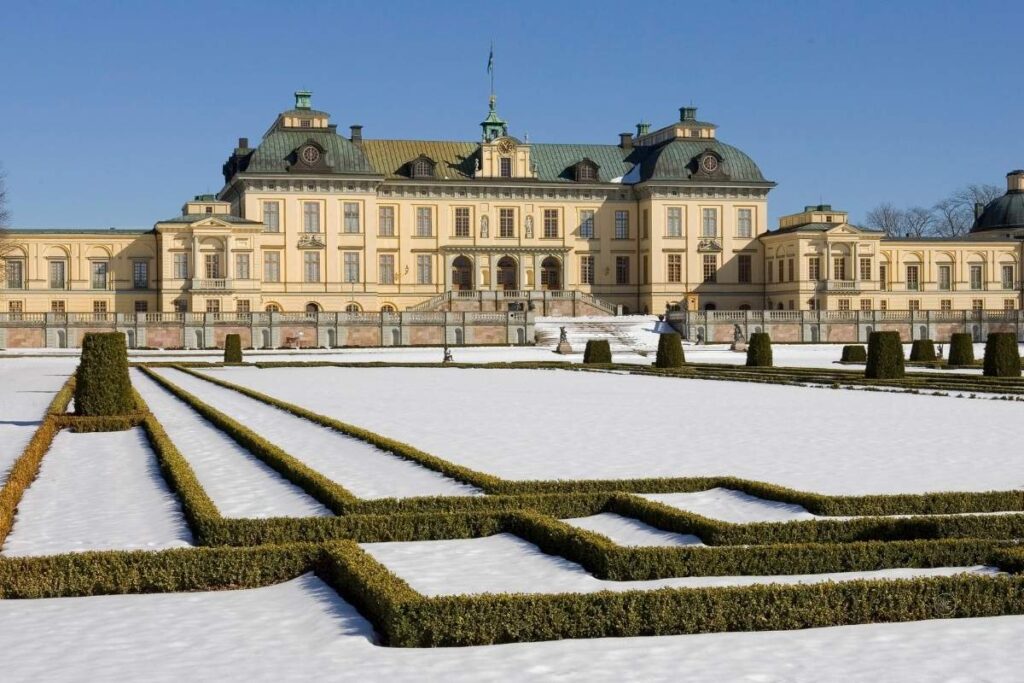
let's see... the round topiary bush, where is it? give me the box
[865,331,905,379]
[983,332,1021,377]
[75,332,135,416]
[655,332,685,368]
[224,334,243,363]
[947,333,975,367]
[909,339,937,362]
[745,333,773,367]
[841,345,867,363]
[583,339,612,364]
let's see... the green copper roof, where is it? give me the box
[530,144,636,183]
[361,140,478,180]
[971,189,1024,234]
[640,139,768,183]
[244,130,376,175]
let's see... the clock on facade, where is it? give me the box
[301,146,321,164]
[700,154,719,173]
[496,138,515,154]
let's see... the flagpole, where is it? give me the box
[489,42,494,100]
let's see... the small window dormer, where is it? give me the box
[409,155,436,179]
[574,159,599,182]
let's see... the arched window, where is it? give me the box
[265,303,281,313]
[380,304,396,313]
[305,302,321,314]
[411,157,434,179]
[345,303,361,313]
[738,304,751,311]
[704,303,717,311]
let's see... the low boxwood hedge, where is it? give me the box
[841,345,867,362]
[583,339,612,364]
[745,333,772,367]
[983,333,1021,377]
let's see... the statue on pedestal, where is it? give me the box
[555,326,573,354]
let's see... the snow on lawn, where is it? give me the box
[5,574,1024,682]
[0,358,76,484]
[2,427,192,556]
[641,488,816,523]
[204,366,1024,495]
[150,368,480,500]
[131,369,330,518]
[562,512,703,546]
[361,534,997,596]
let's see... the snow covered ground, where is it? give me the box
[562,512,704,546]
[150,368,480,499]
[641,488,817,523]
[2,427,192,556]
[201,366,1024,495]
[4,573,1024,682]
[361,533,996,596]
[0,359,76,485]
[131,369,330,518]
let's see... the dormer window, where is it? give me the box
[205,207,213,214]
[499,157,513,178]
[574,160,599,182]
[300,119,311,128]
[411,157,434,179]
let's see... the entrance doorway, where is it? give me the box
[540,256,561,290]
[497,256,517,290]
[451,256,473,290]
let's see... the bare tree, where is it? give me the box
[864,202,905,237]
[932,197,971,237]
[954,183,1002,208]
[899,206,935,238]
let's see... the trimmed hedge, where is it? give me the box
[841,345,867,362]
[224,334,243,363]
[983,333,1021,377]
[948,333,975,367]
[75,332,135,416]
[865,331,905,379]
[655,333,685,368]
[909,339,937,362]
[583,339,612,364]
[745,333,772,367]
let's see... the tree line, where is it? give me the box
[863,183,1002,238]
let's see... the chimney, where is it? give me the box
[350,124,363,143]
[619,132,633,149]
[975,202,985,219]
[1008,169,1024,192]
[635,121,650,137]
[237,137,249,150]
[680,106,698,122]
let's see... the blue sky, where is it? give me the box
[2,0,1021,229]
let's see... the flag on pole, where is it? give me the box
[487,44,494,74]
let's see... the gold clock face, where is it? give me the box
[301,146,321,164]
[700,154,719,173]
[497,138,515,154]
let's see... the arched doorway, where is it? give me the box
[305,302,321,315]
[540,256,561,290]
[345,303,361,313]
[451,256,473,291]
[260,329,271,349]
[704,303,717,311]
[497,256,517,290]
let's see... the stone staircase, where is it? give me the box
[534,315,662,357]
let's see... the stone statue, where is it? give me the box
[733,324,745,343]
[555,326,573,355]
[480,215,489,238]
[559,326,569,344]
[443,346,453,363]
[525,215,534,239]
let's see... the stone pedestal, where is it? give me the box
[555,340,574,354]
[731,341,748,352]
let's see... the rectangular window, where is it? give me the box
[909,299,921,312]
[703,254,717,283]
[879,264,889,290]
[615,256,630,285]
[666,207,682,237]
[206,299,220,313]
[49,260,66,289]
[880,299,888,311]
[972,299,984,311]
[343,252,359,283]
[343,202,360,233]
[416,254,432,284]
[499,208,515,238]
[643,255,649,284]
[133,261,148,289]
[263,252,281,283]
[738,254,752,284]
[938,265,952,291]
[235,253,250,280]
[378,254,395,285]
[174,253,189,279]
[91,261,108,289]
[5,260,24,289]
[667,254,682,283]
[236,300,251,314]
[134,300,148,313]
[808,257,820,281]
[579,210,595,239]
[768,259,774,283]
[416,207,433,237]
[580,255,594,285]
[173,299,188,313]
[838,299,850,311]
[92,300,107,314]
[303,252,320,283]
[378,206,395,237]
[1005,299,1016,310]
[499,157,512,178]
[788,258,795,282]
[906,265,920,291]
[303,201,321,233]
[543,209,559,238]
[454,207,471,238]
[204,254,220,279]
[51,300,66,313]
[833,257,846,281]
[860,298,872,312]
[778,260,784,283]
[736,208,752,238]
[859,257,871,281]
[701,208,717,237]
[1002,265,1014,289]
[642,210,650,240]
[614,210,629,239]
[807,299,818,311]
[263,201,280,232]
[970,264,983,290]
[8,301,23,317]
[940,299,952,311]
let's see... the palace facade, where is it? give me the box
[2,91,1024,318]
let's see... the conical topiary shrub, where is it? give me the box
[947,333,975,367]
[745,333,773,367]
[841,345,867,363]
[909,339,936,362]
[583,339,612,364]
[983,333,1021,377]
[655,332,685,368]
[75,332,134,416]
[865,331,905,379]
[224,334,243,363]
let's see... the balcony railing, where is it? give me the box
[190,278,230,291]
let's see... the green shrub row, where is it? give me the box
[841,345,867,362]
[583,339,612,364]
[75,332,135,416]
